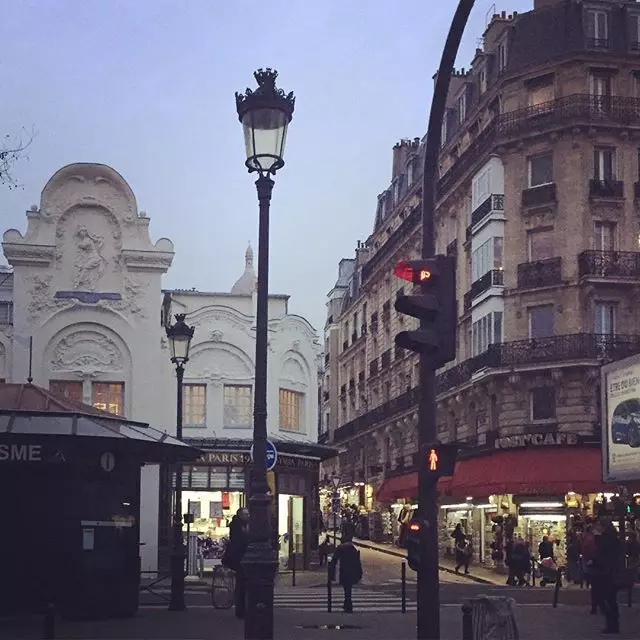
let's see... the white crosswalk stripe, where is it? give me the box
[274,587,415,612]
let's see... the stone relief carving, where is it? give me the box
[99,277,148,318]
[50,330,124,375]
[292,340,301,351]
[210,330,224,342]
[27,275,74,321]
[73,225,109,290]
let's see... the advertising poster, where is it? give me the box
[602,354,640,482]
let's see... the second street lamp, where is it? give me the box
[235,68,295,640]
[166,313,195,612]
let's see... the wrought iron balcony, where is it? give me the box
[331,385,421,444]
[471,194,505,228]
[435,333,640,395]
[517,257,562,289]
[589,179,624,199]
[497,94,640,138]
[578,251,640,279]
[470,269,504,300]
[522,183,556,207]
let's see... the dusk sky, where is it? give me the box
[0,0,533,335]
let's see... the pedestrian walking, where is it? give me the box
[593,518,622,635]
[318,527,329,566]
[222,507,250,619]
[454,536,472,575]
[328,527,363,613]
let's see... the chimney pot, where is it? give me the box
[501,11,506,18]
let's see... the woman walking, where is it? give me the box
[329,525,363,613]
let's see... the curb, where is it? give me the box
[329,534,496,586]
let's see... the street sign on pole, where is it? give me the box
[250,439,278,472]
[331,497,341,513]
[332,476,340,489]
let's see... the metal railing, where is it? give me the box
[578,250,640,279]
[517,257,562,289]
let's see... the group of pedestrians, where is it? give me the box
[222,507,363,617]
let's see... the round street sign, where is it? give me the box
[250,440,278,472]
[100,451,115,472]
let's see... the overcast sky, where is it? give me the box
[0,0,533,334]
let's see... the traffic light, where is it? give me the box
[422,443,458,479]
[406,518,427,571]
[393,255,456,365]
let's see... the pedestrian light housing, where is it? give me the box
[406,518,426,572]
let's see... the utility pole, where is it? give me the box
[417,2,475,639]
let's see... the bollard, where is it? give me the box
[552,568,562,608]
[461,602,473,640]
[327,564,332,613]
[292,552,296,587]
[43,603,55,639]
[401,561,407,613]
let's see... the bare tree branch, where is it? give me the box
[1,128,35,190]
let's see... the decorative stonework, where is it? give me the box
[50,330,124,375]
[27,275,74,321]
[99,277,149,318]
[72,225,109,290]
[210,330,223,342]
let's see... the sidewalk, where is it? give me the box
[328,533,503,586]
[3,601,640,640]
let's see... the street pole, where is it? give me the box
[418,1,475,639]
[243,173,277,640]
[169,363,186,611]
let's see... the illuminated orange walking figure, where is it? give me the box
[428,448,439,471]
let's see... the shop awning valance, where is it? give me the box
[448,447,615,498]
[376,472,452,503]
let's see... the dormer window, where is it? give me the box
[497,40,508,73]
[441,120,448,148]
[479,66,487,94]
[586,9,609,49]
[457,91,467,124]
[407,159,414,187]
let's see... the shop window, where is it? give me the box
[210,468,228,489]
[528,153,553,188]
[91,382,124,416]
[280,388,304,432]
[531,387,556,422]
[529,304,554,339]
[189,466,209,489]
[223,385,253,428]
[228,467,245,490]
[49,380,83,404]
[183,384,206,427]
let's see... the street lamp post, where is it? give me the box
[417,2,475,639]
[235,68,295,640]
[166,313,195,612]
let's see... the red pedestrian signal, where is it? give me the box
[428,448,439,472]
[423,443,457,478]
[394,261,432,284]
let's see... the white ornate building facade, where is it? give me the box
[0,162,329,572]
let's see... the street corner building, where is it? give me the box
[0,162,333,600]
[319,0,640,576]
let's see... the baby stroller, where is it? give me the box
[538,557,559,586]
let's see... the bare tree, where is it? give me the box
[1,128,34,190]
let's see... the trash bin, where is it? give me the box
[465,596,518,640]
[211,566,235,610]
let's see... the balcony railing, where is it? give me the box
[497,94,640,138]
[470,269,504,300]
[517,257,562,289]
[589,179,624,199]
[437,95,640,201]
[578,250,640,279]
[436,333,640,395]
[332,386,421,444]
[522,183,556,207]
[471,194,505,228]
[361,205,421,283]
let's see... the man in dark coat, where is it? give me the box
[222,507,250,619]
[593,518,622,634]
[329,527,362,613]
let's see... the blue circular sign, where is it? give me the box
[250,440,278,472]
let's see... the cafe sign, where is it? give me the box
[197,449,320,471]
[493,432,580,450]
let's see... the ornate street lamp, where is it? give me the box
[235,68,295,640]
[166,313,195,612]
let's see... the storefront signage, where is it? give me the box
[196,449,320,472]
[493,432,579,450]
[601,353,640,482]
[0,443,43,462]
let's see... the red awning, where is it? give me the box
[448,448,615,498]
[376,473,452,503]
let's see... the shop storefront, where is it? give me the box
[163,438,335,571]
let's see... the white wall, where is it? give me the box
[471,155,505,212]
[165,291,320,443]
[2,163,174,572]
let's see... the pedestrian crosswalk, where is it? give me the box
[274,587,415,613]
